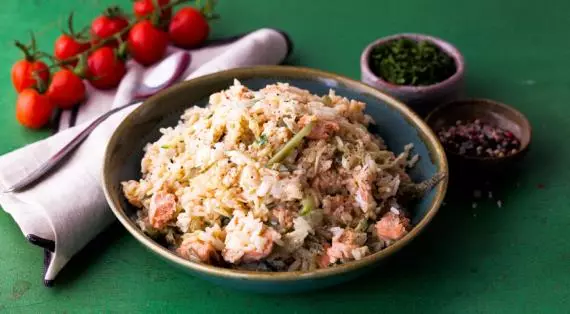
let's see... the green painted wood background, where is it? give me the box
[1,0,569,313]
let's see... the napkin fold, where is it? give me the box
[0,28,292,286]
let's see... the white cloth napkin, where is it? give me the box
[0,28,291,286]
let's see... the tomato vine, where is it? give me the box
[11,0,218,129]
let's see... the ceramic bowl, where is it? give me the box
[360,33,465,117]
[102,66,448,293]
[425,98,531,176]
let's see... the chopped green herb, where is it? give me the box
[369,38,456,86]
[257,134,268,145]
[300,194,315,216]
[161,145,171,149]
[207,113,214,118]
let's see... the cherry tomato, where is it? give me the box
[11,60,50,93]
[168,7,209,48]
[128,20,168,66]
[47,69,86,110]
[90,14,129,46]
[134,0,171,21]
[54,34,90,66]
[87,47,127,90]
[16,89,54,129]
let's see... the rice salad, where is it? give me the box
[122,80,425,271]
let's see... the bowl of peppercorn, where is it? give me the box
[425,98,531,177]
[361,33,465,117]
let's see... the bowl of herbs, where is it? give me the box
[361,33,465,117]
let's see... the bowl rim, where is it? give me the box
[425,97,532,161]
[360,33,465,92]
[102,65,449,282]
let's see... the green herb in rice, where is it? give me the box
[257,134,268,145]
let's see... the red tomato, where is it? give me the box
[133,0,171,20]
[16,89,54,129]
[87,47,127,90]
[47,69,86,110]
[168,7,209,48]
[54,34,90,66]
[11,60,50,93]
[127,21,168,66]
[90,14,129,46]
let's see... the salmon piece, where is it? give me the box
[299,115,340,140]
[242,229,280,263]
[221,249,244,264]
[326,228,367,263]
[318,244,332,268]
[375,212,410,241]
[149,190,177,229]
[177,240,219,263]
[223,212,281,264]
[176,246,190,259]
[191,242,218,263]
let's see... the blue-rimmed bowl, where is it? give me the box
[102,66,448,293]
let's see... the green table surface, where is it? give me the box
[1,0,569,313]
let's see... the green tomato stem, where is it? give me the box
[14,41,33,61]
[73,54,88,78]
[32,71,48,94]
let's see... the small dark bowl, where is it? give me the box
[361,33,465,117]
[425,98,532,178]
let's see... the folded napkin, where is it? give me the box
[0,28,292,286]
